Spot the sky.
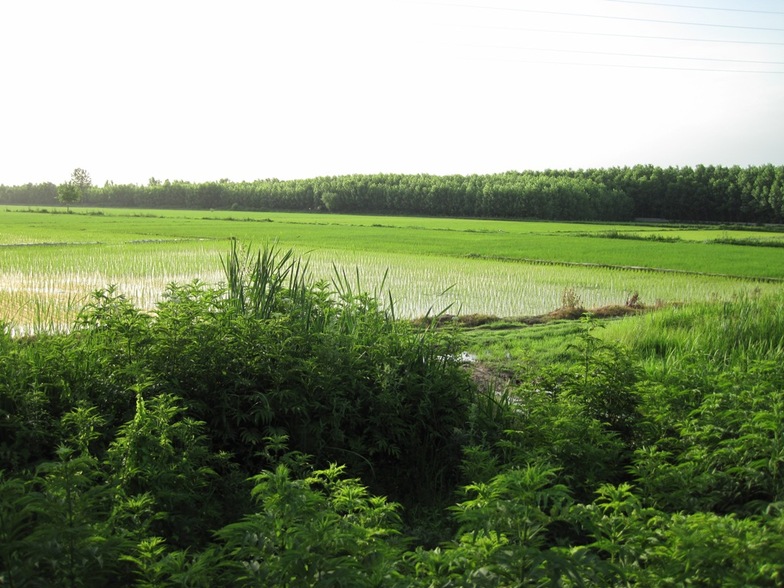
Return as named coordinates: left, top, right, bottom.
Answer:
left=1, top=0, right=783, bottom=186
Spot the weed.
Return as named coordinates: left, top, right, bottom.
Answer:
left=561, top=287, right=583, bottom=311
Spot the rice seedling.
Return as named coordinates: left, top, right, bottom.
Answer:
left=1, top=207, right=781, bottom=332
left=3, top=206, right=784, bottom=279
left=2, top=239, right=780, bottom=332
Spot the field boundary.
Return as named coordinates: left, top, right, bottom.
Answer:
left=465, top=253, right=784, bottom=283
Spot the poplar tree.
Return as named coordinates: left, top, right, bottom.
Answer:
left=56, top=168, right=92, bottom=211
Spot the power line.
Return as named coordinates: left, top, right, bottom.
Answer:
left=470, top=43, right=784, bottom=65
left=464, top=23, right=784, bottom=47
left=419, top=1, right=784, bottom=32
left=462, top=54, right=784, bottom=74
left=600, top=0, right=784, bottom=16
left=466, top=42, right=784, bottom=66
left=406, top=0, right=784, bottom=74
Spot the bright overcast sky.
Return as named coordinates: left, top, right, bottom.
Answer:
left=1, top=0, right=783, bottom=186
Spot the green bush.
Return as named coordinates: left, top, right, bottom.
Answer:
left=5, top=246, right=784, bottom=586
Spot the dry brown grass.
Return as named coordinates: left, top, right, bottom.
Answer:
left=413, top=299, right=653, bottom=329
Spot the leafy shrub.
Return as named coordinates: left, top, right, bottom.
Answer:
left=140, top=244, right=474, bottom=503
left=494, top=391, right=627, bottom=499
left=581, top=483, right=784, bottom=586
left=213, top=463, right=404, bottom=586
left=8, top=445, right=130, bottom=587
left=107, top=391, right=235, bottom=548
left=632, top=360, right=784, bottom=514
left=5, top=244, right=784, bottom=586
left=408, top=464, right=617, bottom=586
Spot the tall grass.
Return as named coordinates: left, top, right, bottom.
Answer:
left=221, top=240, right=310, bottom=319
left=606, top=290, right=784, bottom=370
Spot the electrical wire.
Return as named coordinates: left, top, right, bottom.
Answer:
left=462, top=54, right=784, bottom=73
left=600, top=0, right=784, bottom=16
left=465, top=42, right=784, bottom=66
left=462, top=24, right=784, bottom=47
left=414, top=1, right=784, bottom=32
left=399, top=0, right=784, bottom=74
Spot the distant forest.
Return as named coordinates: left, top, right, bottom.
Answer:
left=2, top=164, right=783, bottom=223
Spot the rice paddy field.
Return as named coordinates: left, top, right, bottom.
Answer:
left=1, top=205, right=783, bottom=333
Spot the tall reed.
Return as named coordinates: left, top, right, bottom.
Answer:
left=608, top=290, right=784, bottom=369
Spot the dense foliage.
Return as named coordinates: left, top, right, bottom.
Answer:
left=2, top=245, right=784, bottom=586
left=3, top=164, right=783, bottom=223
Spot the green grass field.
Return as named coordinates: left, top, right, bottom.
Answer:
left=1, top=206, right=782, bottom=331
left=4, top=205, right=784, bottom=585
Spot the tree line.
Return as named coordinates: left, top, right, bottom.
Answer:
left=2, top=164, right=783, bottom=223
